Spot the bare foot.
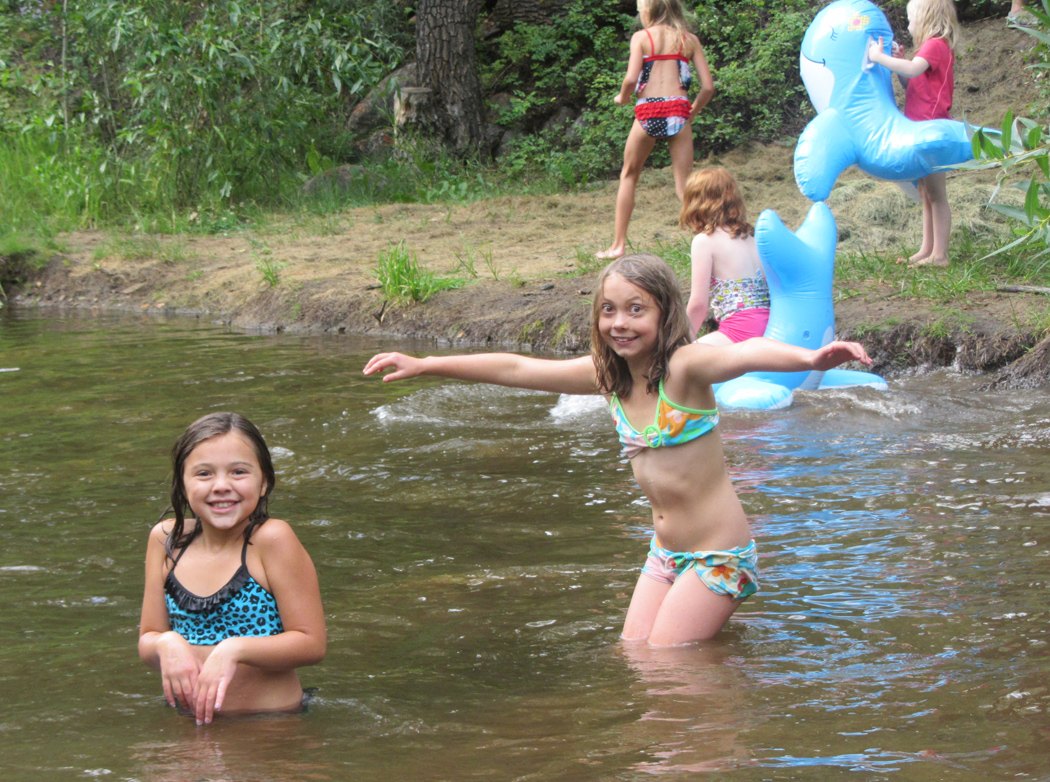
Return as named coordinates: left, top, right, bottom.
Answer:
left=595, top=247, right=625, bottom=261
left=910, top=255, right=949, bottom=268
left=908, top=250, right=930, bottom=264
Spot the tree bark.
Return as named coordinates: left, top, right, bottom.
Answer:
left=414, top=0, right=485, bottom=156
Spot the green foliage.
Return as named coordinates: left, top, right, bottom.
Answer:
left=0, top=0, right=405, bottom=234
left=488, top=0, right=817, bottom=182
left=967, top=113, right=1050, bottom=263
left=483, top=0, right=632, bottom=181
left=692, top=1, right=814, bottom=148
left=256, top=257, right=286, bottom=288
left=1008, top=0, right=1050, bottom=115
left=0, top=238, right=46, bottom=302
left=375, top=241, right=466, bottom=304
left=961, top=5, right=1049, bottom=265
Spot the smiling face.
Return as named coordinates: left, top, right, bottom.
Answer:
left=597, top=272, right=662, bottom=365
left=182, top=430, right=268, bottom=534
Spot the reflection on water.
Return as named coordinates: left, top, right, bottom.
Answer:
left=1, top=308, right=1048, bottom=781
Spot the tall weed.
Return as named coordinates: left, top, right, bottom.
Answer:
left=375, top=242, right=465, bottom=304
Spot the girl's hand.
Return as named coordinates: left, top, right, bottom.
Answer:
left=891, top=40, right=904, bottom=57
left=363, top=352, right=424, bottom=382
left=867, top=37, right=885, bottom=63
left=811, top=340, right=872, bottom=371
left=193, top=638, right=242, bottom=725
left=614, top=92, right=625, bottom=106
left=156, top=631, right=200, bottom=711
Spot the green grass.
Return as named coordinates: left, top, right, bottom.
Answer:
left=453, top=242, right=500, bottom=280
left=837, top=227, right=1050, bottom=302
left=91, top=234, right=194, bottom=264
left=375, top=241, right=465, bottom=304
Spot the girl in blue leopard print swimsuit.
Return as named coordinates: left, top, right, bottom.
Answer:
left=138, top=412, right=326, bottom=725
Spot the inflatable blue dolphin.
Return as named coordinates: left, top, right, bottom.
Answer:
left=714, top=201, right=887, bottom=410
left=794, top=0, right=974, bottom=202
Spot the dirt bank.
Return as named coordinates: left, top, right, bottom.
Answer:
left=6, top=17, right=1050, bottom=386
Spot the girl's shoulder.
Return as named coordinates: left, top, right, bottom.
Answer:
left=249, top=518, right=301, bottom=550
left=695, top=226, right=745, bottom=247
left=691, top=228, right=716, bottom=245
left=148, top=519, right=173, bottom=541
left=666, top=342, right=722, bottom=395
left=679, top=30, right=703, bottom=55
left=630, top=27, right=651, bottom=47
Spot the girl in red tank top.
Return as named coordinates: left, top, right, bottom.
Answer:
left=867, top=0, right=961, bottom=267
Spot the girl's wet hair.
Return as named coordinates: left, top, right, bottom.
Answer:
left=165, top=412, right=276, bottom=558
left=590, top=254, right=692, bottom=398
left=678, top=166, right=753, bottom=238
left=907, top=0, right=960, bottom=49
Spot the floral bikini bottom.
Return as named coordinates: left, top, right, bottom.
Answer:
left=641, top=536, right=759, bottom=600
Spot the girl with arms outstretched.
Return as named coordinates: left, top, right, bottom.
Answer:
left=364, top=255, right=871, bottom=646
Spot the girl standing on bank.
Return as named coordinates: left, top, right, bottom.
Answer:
left=138, top=412, right=326, bottom=725
left=596, top=0, right=715, bottom=261
left=364, top=255, right=871, bottom=646
left=868, top=0, right=961, bottom=267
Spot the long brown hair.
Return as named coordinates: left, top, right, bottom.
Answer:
left=590, top=254, right=692, bottom=398
left=679, top=166, right=753, bottom=238
left=165, top=412, right=276, bottom=559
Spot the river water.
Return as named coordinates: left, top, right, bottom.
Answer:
left=1, top=309, right=1047, bottom=781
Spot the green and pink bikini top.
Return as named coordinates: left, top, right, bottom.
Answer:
left=609, top=379, right=718, bottom=459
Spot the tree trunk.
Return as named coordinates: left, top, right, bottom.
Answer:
left=414, top=0, right=485, bottom=157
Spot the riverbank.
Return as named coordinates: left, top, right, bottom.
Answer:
left=5, top=17, right=1049, bottom=387
left=12, top=180, right=1050, bottom=388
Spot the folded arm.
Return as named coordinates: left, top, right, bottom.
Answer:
left=689, top=37, right=716, bottom=117
left=193, top=519, right=326, bottom=724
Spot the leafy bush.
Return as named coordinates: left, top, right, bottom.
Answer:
left=0, top=0, right=405, bottom=225
left=488, top=0, right=819, bottom=182
left=692, top=1, right=814, bottom=148
left=966, top=2, right=1050, bottom=266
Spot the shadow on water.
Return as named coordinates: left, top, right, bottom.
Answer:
left=1, top=309, right=1048, bottom=780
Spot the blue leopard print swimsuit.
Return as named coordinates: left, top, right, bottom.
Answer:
left=165, top=536, right=284, bottom=645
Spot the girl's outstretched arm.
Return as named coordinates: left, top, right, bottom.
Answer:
left=684, top=338, right=872, bottom=385
left=363, top=352, right=598, bottom=396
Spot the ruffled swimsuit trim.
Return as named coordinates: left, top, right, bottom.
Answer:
left=164, top=535, right=284, bottom=645
left=165, top=561, right=253, bottom=613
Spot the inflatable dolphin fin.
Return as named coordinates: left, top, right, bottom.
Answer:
left=795, top=109, right=860, bottom=202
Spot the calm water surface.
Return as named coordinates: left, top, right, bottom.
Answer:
left=1, top=309, right=1048, bottom=781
